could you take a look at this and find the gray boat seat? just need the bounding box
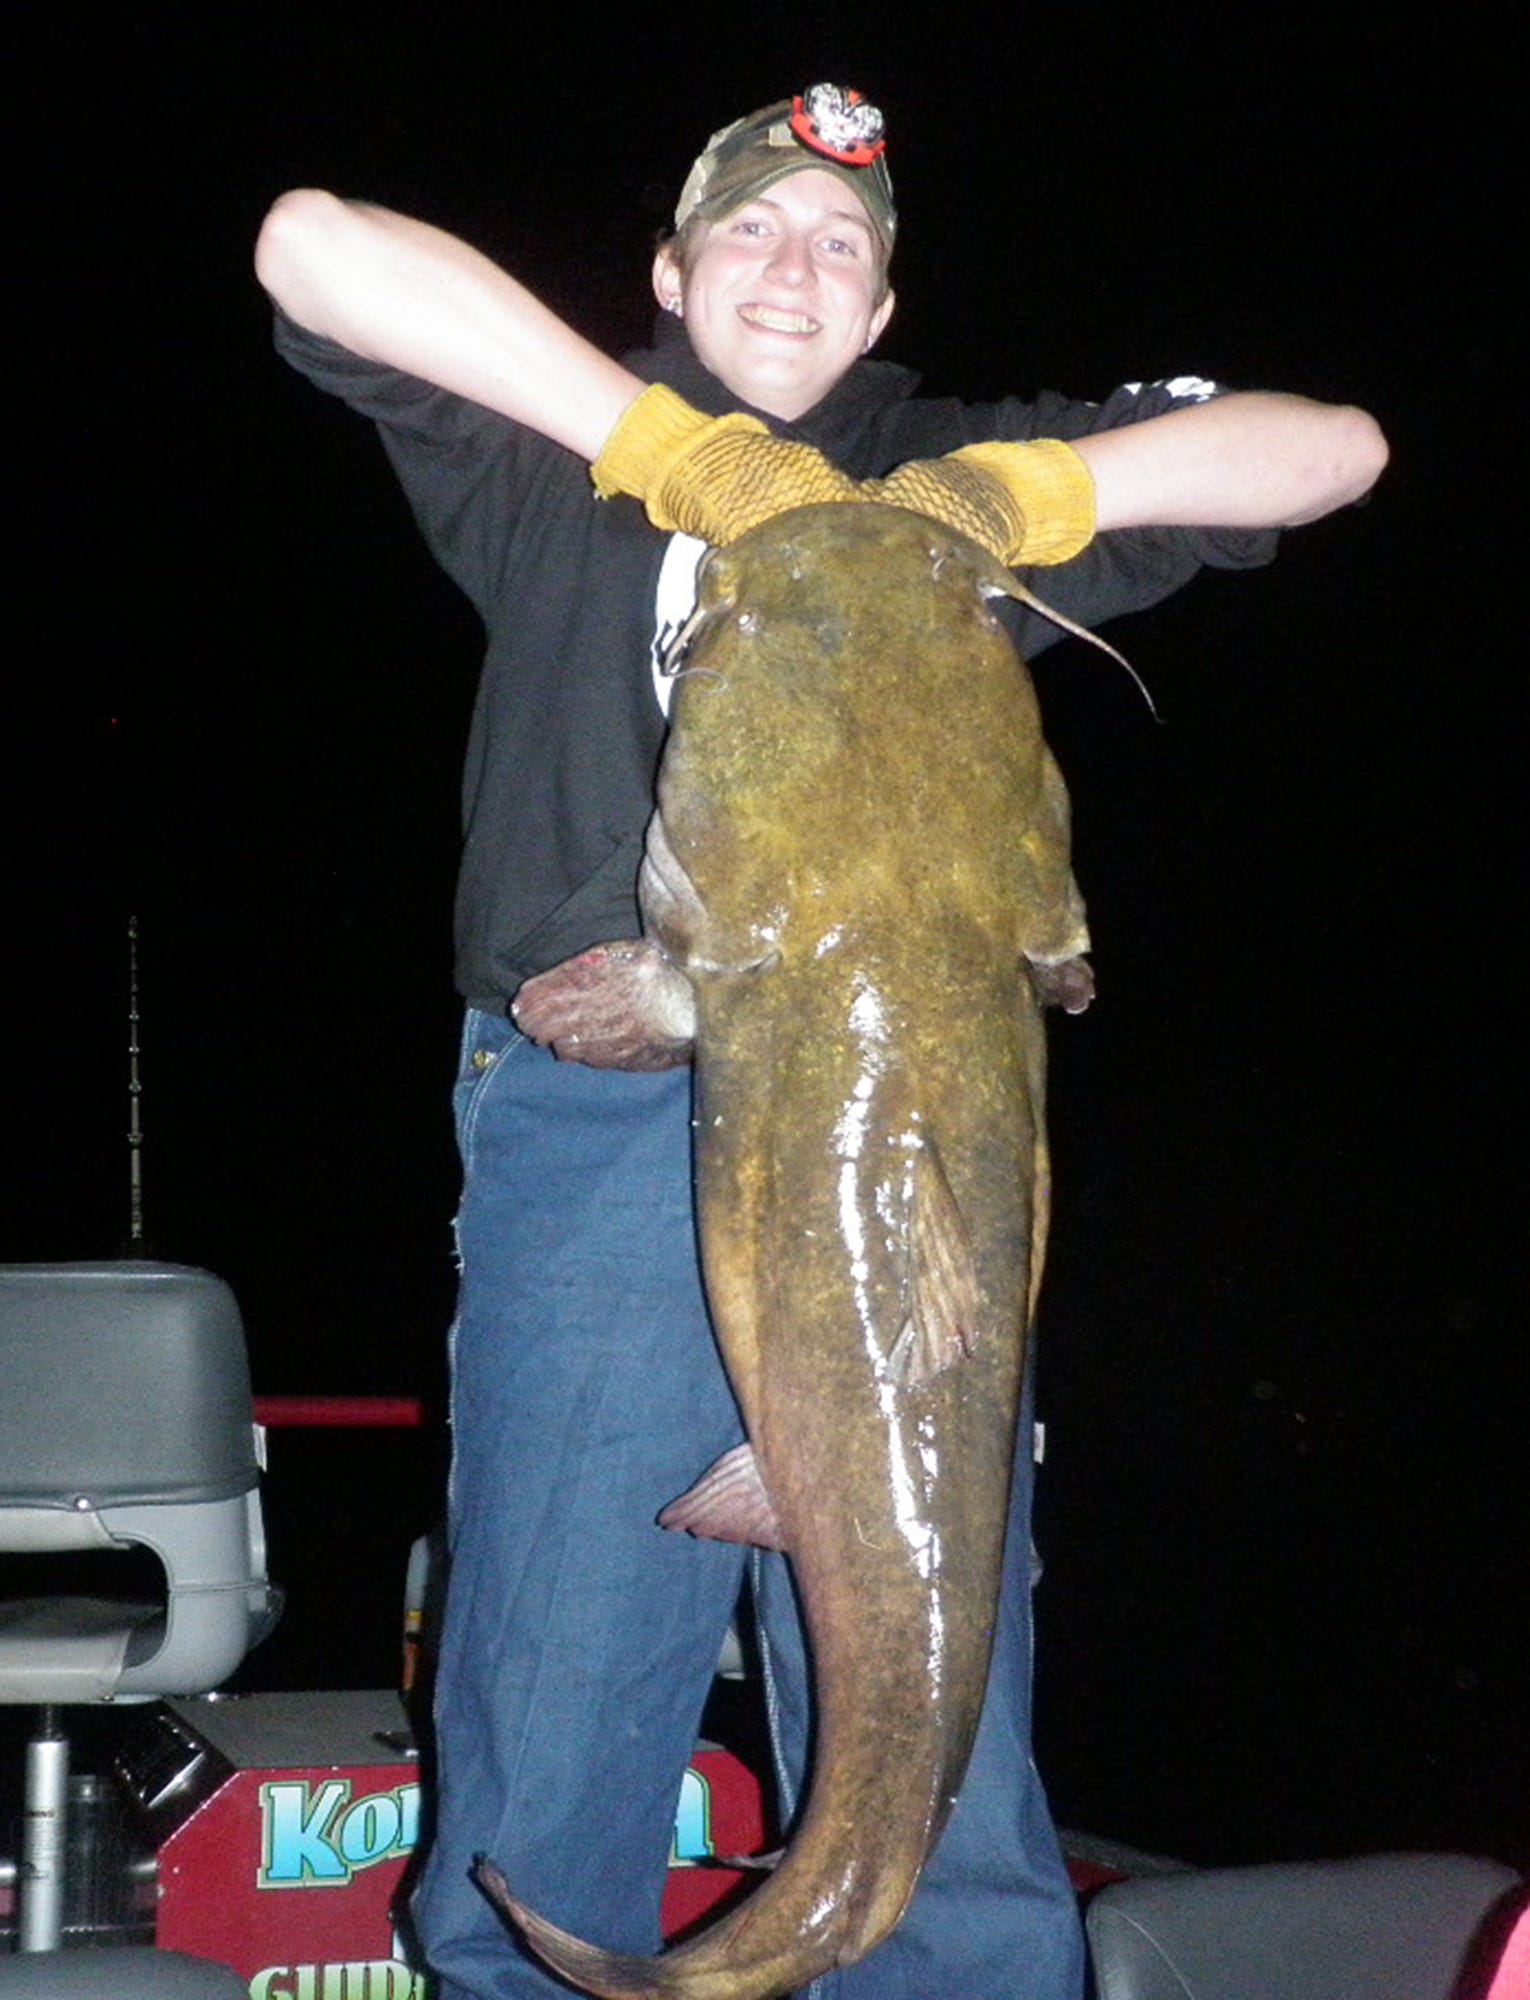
[0,1263,279,1706]
[0,1262,280,1962]
[0,1946,249,1997]
[1086,1849,1522,2000]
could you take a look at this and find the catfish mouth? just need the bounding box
[738,303,821,337]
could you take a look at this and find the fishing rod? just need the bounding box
[126,913,145,1252]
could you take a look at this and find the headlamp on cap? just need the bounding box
[672,83,896,256]
[789,85,886,167]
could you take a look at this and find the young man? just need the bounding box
[257,87,1386,2000]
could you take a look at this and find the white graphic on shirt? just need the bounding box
[1120,375,1220,403]
[651,532,711,717]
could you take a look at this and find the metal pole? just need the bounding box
[127,914,145,1251]
[19,1705,69,1951]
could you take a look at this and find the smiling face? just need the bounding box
[653,167,896,423]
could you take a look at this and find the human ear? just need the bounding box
[864,288,895,352]
[652,248,684,318]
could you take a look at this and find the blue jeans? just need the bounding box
[414,1009,1084,2000]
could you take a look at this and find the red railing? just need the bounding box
[253,1395,425,1428]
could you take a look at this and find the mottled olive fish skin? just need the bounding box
[482,504,1090,1999]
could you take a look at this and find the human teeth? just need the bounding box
[741,305,818,333]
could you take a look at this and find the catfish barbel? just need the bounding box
[487,502,1093,1999]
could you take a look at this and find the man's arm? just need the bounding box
[254,190,645,461]
[256,193,1385,541]
[1074,391,1388,532]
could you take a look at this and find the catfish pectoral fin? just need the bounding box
[890,1141,983,1388]
[511,940,696,1070]
[659,1442,787,1551]
[1028,952,1095,1015]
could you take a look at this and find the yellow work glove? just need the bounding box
[872,440,1095,566]
[593,383,1095,565]
[592,383,858,542]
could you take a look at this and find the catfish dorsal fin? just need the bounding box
[889,1140,983,1387]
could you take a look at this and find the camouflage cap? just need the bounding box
[673,85,895,256]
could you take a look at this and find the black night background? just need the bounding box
[10,4,1524,1877]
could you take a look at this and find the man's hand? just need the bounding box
[511,941,696,1070]
[592,383,860,535]
[872,443,1095,566]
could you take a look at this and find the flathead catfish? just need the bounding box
[486,502,1093,1999]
